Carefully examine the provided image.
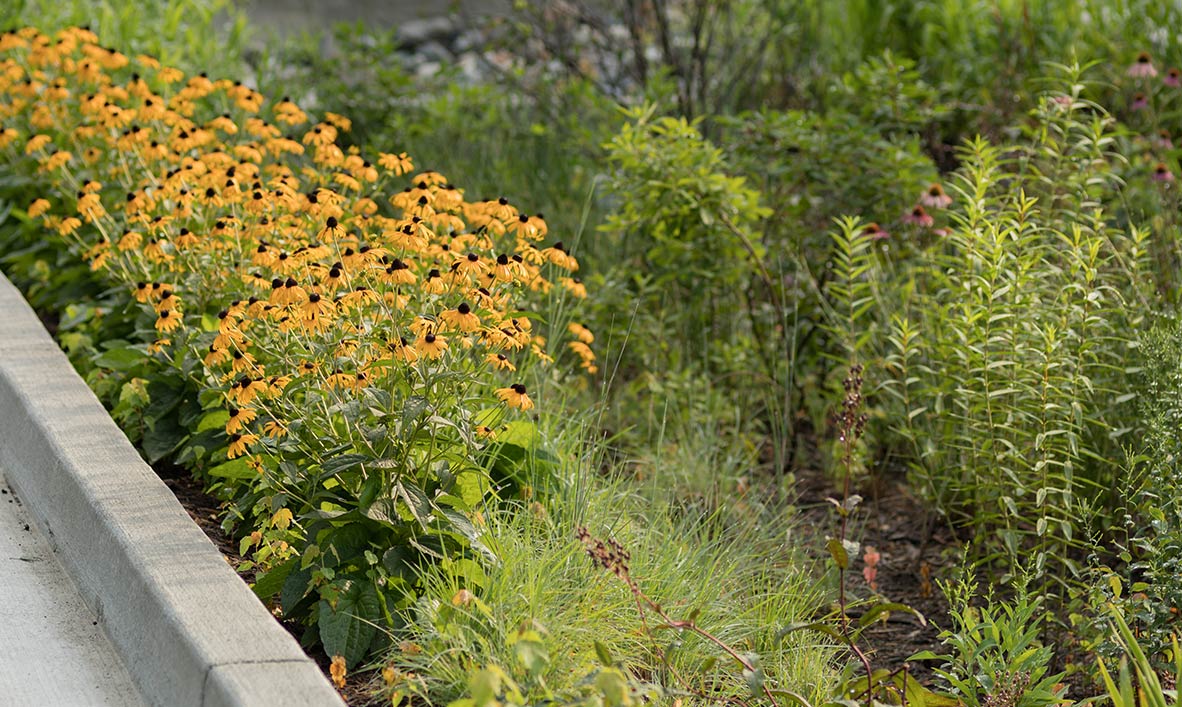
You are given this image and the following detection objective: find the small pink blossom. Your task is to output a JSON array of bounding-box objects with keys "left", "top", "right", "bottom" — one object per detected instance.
[
  {"left": 920, "top": 183, "right": 953, "bottom": 209},
  {"left": 1132, "top": 91, "right": 1150, "bottom": 111},
  {"left": 861, "top": 222, "right": 890, "bottom": 241},
  {"left": 1166, "top": 67, "right": 1182, "bottom": 88},
  {"left": 1153, "top": 162, "right": 1175, "bottom": 183},
  {"left": 862, "top": 546, "right": 881, "bottom": 591},
  {"left": 1157, "top": 130, "right": 1174, "bottom": 150},
  {"left": 902, "top": 205, "right": 934, "bottom": 228},
  {"left": 1129, "top": 51, "right": 1158, "bottom": 78}
]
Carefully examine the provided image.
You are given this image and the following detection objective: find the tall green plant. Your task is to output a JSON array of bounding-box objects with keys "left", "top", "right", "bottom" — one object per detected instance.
[{"left": 884, "top": 82, "right": 1149, "bottom": 593}]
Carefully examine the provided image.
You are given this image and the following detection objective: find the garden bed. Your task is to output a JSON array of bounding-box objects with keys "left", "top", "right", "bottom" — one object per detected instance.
[{"left": 0, "top": 273, "right": 343, "bottom": 707}]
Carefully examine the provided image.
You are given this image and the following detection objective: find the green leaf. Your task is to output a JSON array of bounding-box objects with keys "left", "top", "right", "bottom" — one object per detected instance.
[
  {"left": 207, "top": 457, "right": 254, "bottom": 479},
  {"left": 324, "top": 523, "right": 372, "bottom": 568},
  {"left": 357, "top": 473, "right": 382, "bottom": 509},
  {"left": 281, "top": 564, "right": 313, "bottom": 615},
  {"left": 906, "top": 650, "right": 946, "bottom": 661},
  {"left": 594, "top": 640, "right": 615, "bottom": 667},
  {"left": 93, "top": 346, "right": 144, "bottom": 371},
  {"left": 512, "top": 631, "right": 549, "bottom": 676},
  {"left": 145, "top": 379, "right": 184, "bottom": 419},
  {"left": 827, "top": 537, "right": 848, "bottom": 569},
  {"left": 321, "top": 453, "right": 369, "bottom": 476},
  {"left": 318, "top": 580, "right": 380, "bottom": 668},
  {"left": 196, "top": 410, "right": 230, "bottom": 433},
  {"left": 594, "top": 668, "right": 633, "bottom": 706},
  {"left": 468, "top": 668, "right": 500, "bottom": 707},
  {"left": 743, "top": 663, "right": 765, "bottom": 698},
  {"left": 253, "top": 556, "right": 297, "bottom": 601},
  {"left": 141, "top": 417, "right": 187, "bottom": 463},
  {"left": 858, "top": 602, "right": 926, "bottom": 628}
]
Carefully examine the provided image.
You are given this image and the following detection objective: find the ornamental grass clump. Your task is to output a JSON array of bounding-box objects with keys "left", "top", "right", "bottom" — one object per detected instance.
[{"left": 0, "top": 25, "right": 595, "bottom": 666}]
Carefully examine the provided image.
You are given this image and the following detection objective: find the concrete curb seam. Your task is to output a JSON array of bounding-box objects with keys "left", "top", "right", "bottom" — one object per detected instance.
[{"left": 0, "top": 273, "right": 344, "bottom": 707}]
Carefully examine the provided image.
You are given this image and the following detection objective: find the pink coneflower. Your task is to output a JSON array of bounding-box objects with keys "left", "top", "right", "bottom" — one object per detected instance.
[
  {"left": 861, "top": 222, "right": 890, "bottom": 240},
  {"left": 902, "top": 205, "right": 934, "bottom": 228},
  {"left": 1166, "top": 67, "right": 1182, "bottom": 88},
  {"left": 1157, "top": 130, "right": 1174, "bottom": 150},
  {"left": 1129, "top": 51, "right": 1158, "bottom": 78},
  {"left": 920, "top": 183, "right": 953, "bottom": 209},
  {"left": 1132, "top": 92, "right": 1150, "bottom": 111},
  {"left": 1153, "top": 162, "right": 1175, "bottom": 182}
]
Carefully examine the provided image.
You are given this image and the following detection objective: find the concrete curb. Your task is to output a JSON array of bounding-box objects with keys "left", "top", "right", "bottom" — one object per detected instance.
[{"left": 0, "top": 274, "right": 344, "bottom": 707}]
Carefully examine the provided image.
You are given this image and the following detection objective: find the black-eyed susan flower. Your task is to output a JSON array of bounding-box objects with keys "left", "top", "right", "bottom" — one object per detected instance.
[
  {"left": 229, "top": 348, "right": 258, "bottom": 374},
  {"left": 228, "top": 376, "right": 268, "bottom": 406},
  {"left": 300, "top": 291, "right": 335, "bottom": 320},
  {"left": 155, "top": 308, "right": 182, "bottom": 333},
  {"left": 422, "top": 268, "right": 447, "bottom": 294},
  {"left": 25, "top": 133, "right": 51, "bottom": 153},
  {"left": 495, "top": 383, "right": 534, "bottom": 410},
  {"left": 560, "top": 277, "right": 587, "bottom": 298},
  {"left": 486, "top": 352, "right": 516, "bottom": 371},
  {"left": 225, "top": 406, "right": 257, "bottom": 434},
  {"left": 415, "top": 333, "right": 448, "bottom": 359},
  {"left": 154, "top": 288, "right": 179, "bottom": 313},
  {"left": 381, "top": 258, "right": 417, "bottom": 286},
  {"left": 567, "top": 322, "right": 594, "bottom": 344},
  {"left": 204, "top": 344, "right": 232, "bottom": 367},
  {"left": 389, "top": 337, "right": 419, "bottom": 363},
  {"left": 439, "top": 302, "right": 481, "bottom": 332}
]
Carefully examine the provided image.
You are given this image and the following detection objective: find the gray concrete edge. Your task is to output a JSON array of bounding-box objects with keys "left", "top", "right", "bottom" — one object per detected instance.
[{"left": 0, "top": 273, "right": 344, "bottom": 707}]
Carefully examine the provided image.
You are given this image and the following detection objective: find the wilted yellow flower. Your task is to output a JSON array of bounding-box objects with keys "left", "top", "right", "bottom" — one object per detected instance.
[{"left": 329, "top": 655, "right": 346, "bottom": 689}]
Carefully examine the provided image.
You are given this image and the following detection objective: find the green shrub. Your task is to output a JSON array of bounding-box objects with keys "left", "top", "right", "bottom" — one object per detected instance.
[{"left": 883, "top": 73, "right": 1150, "bottom": 591}]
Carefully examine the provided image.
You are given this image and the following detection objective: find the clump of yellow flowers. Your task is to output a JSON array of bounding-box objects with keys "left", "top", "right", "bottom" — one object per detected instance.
[
  {"left": 0, "top": 25, "right": 597, "bottom": 659},
  {"left": 0, "top": 24, "right": 595, "bottom": 451}
]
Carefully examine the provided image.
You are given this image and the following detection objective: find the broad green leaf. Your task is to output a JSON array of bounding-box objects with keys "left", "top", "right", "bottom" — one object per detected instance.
[
  {"left": 252, "top": 556, "right": 297, "bottom": 601},
  {"left": 207, "top": 458, "right": 254, "bottom": 479},
  {"left": 93, "top": 346, "right": 144, "bottom": 371},
  {"left": 318, "top": 580, "right": 380, "bottom": 668}
]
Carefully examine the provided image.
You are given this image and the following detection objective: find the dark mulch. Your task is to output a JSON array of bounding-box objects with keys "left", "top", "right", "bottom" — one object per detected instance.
[{"left": 794, "top": 465, "right": 954, "bottom": 686}]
